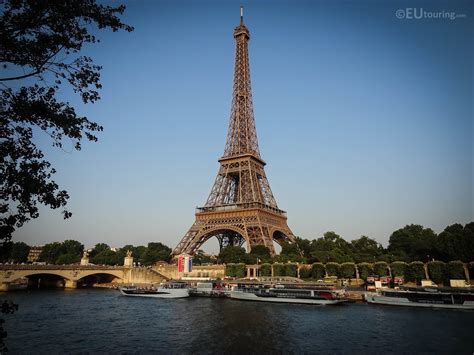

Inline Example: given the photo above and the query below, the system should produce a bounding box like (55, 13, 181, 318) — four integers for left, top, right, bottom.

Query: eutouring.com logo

(395, 8, 467, 20)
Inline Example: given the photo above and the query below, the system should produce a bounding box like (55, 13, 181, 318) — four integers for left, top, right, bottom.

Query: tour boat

(229, 287, 346, 305)
(119, 282, 189, 299)
(365, 287, 474, 310)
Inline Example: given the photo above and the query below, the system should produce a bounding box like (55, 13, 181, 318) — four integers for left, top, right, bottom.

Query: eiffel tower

(172, 7, 296, 257)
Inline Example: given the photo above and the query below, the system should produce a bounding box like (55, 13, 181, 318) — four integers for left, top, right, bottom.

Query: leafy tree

(141, 242, 171, 265)
(437, 223, 474, 262)
(0, 300, 18, 352)
(273, 263, 286, 277)
(61, 239, 83, 257)
(428, 261, 446, 284)
(218, 246, 247, 264)
(311, 263, 325, 280)
(89, 243, 110, 257)
(350, 236, 385, 263)
(260, 263, 272, 277)
(405, 261, 426, 283)
(390, 261, 407, 277)
(91, 249, 118, 265)
(39, 242, 63, 264)
(340, 262, 356, 279)
(56, 253, 80, 265)
(447, 261, 465, 280)
(356, 262, 373, 280)
(325, 262, 340, 277)
(0, 0, 133, 242)
(285, 263, 298, 277)
(10, 241, 30, 263)
(298, 265, 312, 279)
(235, 263, 246, 278)
(38, 240, 82, 264)
(310, 232, 352, 263)
(280, 237, 306, 262)
(469, 262, 474, 281)
(248, 245, 272, 264)
(193, 250, 213, 265)
(388, 225, 437, 262)
(0, 241, 12, 262)
(373, 262, 388, 277)
(225, 263, 236, 277)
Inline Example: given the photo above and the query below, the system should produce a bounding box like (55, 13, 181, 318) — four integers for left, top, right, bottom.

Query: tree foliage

(10, 241, 29, 262)
(437, 223, 474, 262)
(325, 262, 340, 277)
(273, 263, 286, 277)
(218, 246, 247, 264)
(388, 224, 437, 262)
(390, 261, 407, 277)
(428, 261, 446, 284)
(39, 240, 83, 264)
(447, 260, 465, 280)
(141, 242, 171, 265)
(406, 261, 426, 283)
(356, 263, 372, 280)
(373, 262, 388, 277)
(260, 263, 272, 277)
(311, 263, 325, 280)
(0, 0, 133, 242)
(193, 250, 214, 265)
(285, 263, 298, 277)
(340, 262, 356, 279)
(248, 245, 272, 264)
(298, 265, 311, 279)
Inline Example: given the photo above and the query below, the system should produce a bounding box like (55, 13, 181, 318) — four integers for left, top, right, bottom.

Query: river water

(3, 289, 474, 353)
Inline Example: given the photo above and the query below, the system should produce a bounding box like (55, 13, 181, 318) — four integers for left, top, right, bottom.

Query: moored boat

(230, 287, 346, 305)
(365, 287, 474, 310)
(119, 282, 189, 299)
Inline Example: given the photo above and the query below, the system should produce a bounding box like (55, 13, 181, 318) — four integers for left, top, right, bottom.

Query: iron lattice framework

(172, 9, 295, 257)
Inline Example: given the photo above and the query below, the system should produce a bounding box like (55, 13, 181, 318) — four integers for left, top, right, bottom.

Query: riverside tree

(0, 0, 134, 245)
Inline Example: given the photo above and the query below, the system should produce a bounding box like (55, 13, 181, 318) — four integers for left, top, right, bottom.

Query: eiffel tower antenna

(172, 8, 295, 257)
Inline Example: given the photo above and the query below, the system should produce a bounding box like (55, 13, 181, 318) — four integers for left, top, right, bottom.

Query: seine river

(3, 289, 474, 353)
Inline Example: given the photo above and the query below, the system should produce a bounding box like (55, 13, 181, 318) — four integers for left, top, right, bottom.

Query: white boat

(230, 287, 346, 305)
(365, 287, 474, 310)
(119, 282, 189, 299)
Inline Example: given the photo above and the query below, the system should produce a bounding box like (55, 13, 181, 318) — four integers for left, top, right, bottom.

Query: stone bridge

(0, 265, 169, 291)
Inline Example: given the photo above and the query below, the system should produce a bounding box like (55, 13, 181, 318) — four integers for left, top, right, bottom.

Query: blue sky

(13, 0, 473, 252)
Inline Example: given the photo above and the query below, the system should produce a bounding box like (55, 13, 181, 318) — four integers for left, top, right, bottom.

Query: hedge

(285, 263, 298, 278)
(235, 263, 246, 278)
(273, 263, 286, 277)
(226, 263, 246, 278)
(325, 262, 340, 277)
(311, 263, 325, 280)
(406, 261, 425, 282)
(373, 262, 388, 277)
(299, 265, 312, 279)
(428, 261, 446, 284)
(447, 261, 465, 280)
(340, 263, 356, 279)
(390, 261, 407, 277)
(260, 263, 272, 277)
(357, 263, 373, 280)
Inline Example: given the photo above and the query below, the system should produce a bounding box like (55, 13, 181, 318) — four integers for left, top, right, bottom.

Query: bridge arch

(6, 270, 73, 283)
(76, 271, 123, 287)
